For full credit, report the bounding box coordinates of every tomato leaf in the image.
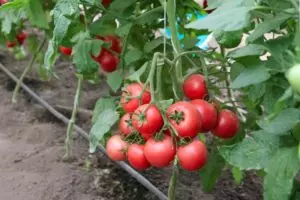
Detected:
[213,29,243,49]
[186,0,255,31]
[231,63,270,88]
[219,131,281,170]
[227,44,265,58]
[26,0,49,29]
[199,150,225,192]
[43,40,58,73]
[264,146,300,200]
[247,15,290,43]
[92,97,116,124]
[125,49,143,65]
[107,70,123,92]
[109,0,136,11]
[257,108,300,135]
[126,62,148,82]
[72,32,99,78]
[89,109,119,153]
[144,37,164,53]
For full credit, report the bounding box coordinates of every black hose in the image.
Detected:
[0,62,168,200]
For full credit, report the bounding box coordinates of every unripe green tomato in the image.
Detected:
[287,64,300,93]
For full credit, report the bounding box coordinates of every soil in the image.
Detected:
[0,51,263,200]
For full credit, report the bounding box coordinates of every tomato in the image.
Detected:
[177,140,207,171]
[59,46,72,56]
[287,64,300,94]
[0,0,8,5]
[127,144,150,170]
[132,104,163,138]
[212,109,239,139]
[183,74,208,100]
[16,32,28,45]
[102,0,112,7]
[191,99,217,132]
[106,135,128,161]
[119,113,134,136]
[6,41,17,48]
[120,83,151,113]
[96,35,122,54]
[144,135,176,168]
[167,101,202,138]
[98,50,119,72]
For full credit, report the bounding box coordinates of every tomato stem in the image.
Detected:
[63,74,84,161]
[166,0,184,99]
[12,37,46,103]
[168,156,178,200]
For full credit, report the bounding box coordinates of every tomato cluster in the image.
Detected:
[59,35,121,73]
[106,76,240,171]
[6,31,28,48]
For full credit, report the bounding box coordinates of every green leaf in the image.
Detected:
[219,131,281,170]
[227,44,265,58]
[92,97,116,124]
[264,147,300,200]
[43,40,57,73]
[90,14,117,36]
[247,15,290,43]
[257,108,300,135]
[135,6,164,25]
[186,0,255,31]
[231,63,270,88]
[127,62,148,82]
[125,49,143,65]
[26,0,49,29]
[116,23,132,37]
[110,0,136,11]
[89,109,119,153]
[213,29,243,48]
[144,37,164,53]
[106,70,123,92]
[200,150,225,192]
[72,32,99,78]
[231,167,244,185]
[159,99,174,110]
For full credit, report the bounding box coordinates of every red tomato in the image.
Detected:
[0,0,8,5]
[183,74,208,100]
[102,0,112,7]
[132,104,164,137]
[144,135,176,168]
[127,144,150,170]
[6,41,17,48]
[213,109,239,139]
[98,50,119,72]
[191,99,217,132]
[106,135,128,161]
[167,101,202,138]
[178,140,207,171]
[120,83,151,113]
[16,32,28,45]
[59,46,72,56]
[96,35,122,54]
[119,113,134,136]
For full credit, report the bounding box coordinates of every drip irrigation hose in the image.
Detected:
[0,62,168,200]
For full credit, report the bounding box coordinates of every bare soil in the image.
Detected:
[0,52,263,200]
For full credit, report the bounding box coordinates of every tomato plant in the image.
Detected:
[2,0,300,199]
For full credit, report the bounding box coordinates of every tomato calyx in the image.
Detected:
[178,137,193,146]
[123,131,146,145]
[169,110,184,125]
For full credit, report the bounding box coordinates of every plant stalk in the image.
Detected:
[64,74,84,160]
[12,37,46,103]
